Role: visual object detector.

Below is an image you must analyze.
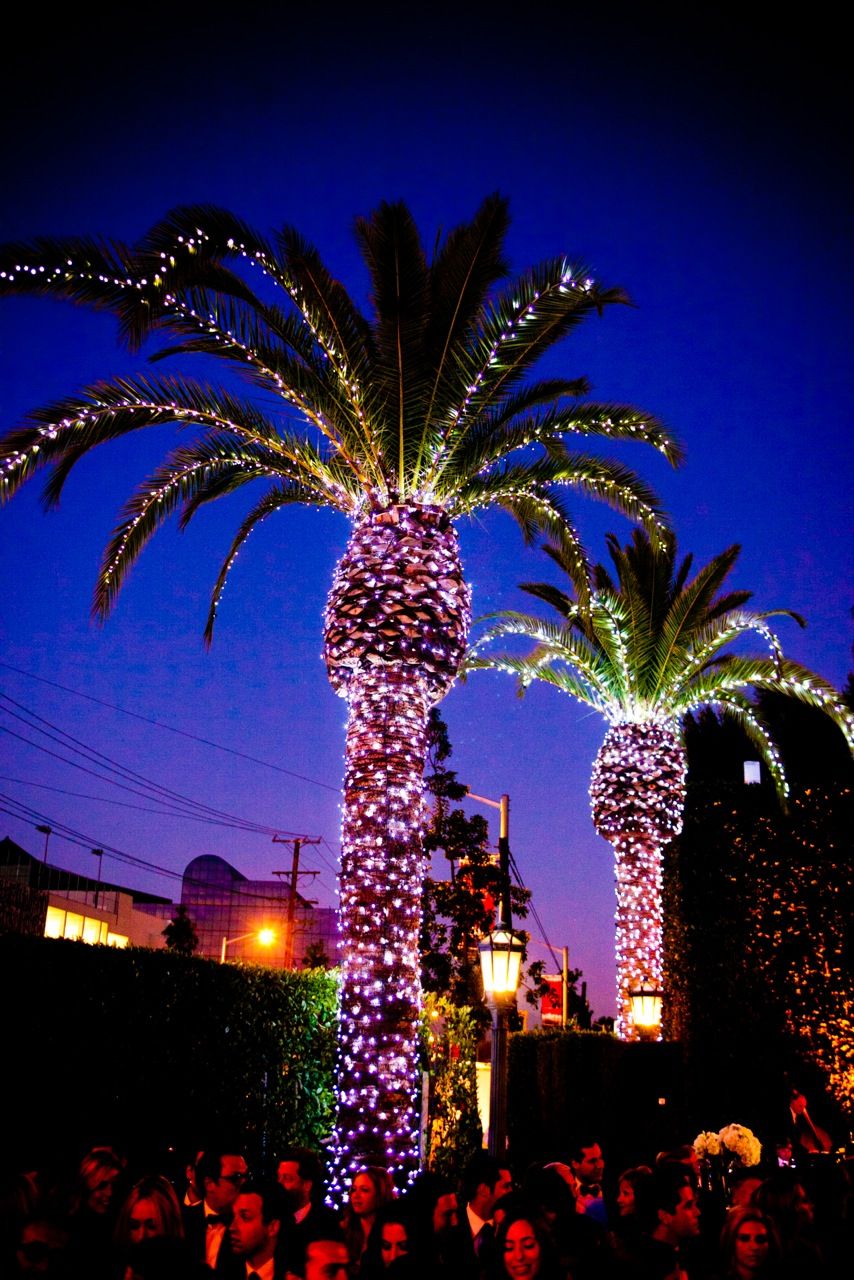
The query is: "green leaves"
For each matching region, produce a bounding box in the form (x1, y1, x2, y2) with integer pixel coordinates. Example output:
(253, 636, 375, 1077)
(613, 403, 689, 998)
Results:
(469, 529, 853, 793)
(1, 196, 682, 640)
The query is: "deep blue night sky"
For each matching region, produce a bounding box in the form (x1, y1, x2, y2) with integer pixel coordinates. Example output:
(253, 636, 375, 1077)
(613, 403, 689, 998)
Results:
(1, 8, 850, 1016)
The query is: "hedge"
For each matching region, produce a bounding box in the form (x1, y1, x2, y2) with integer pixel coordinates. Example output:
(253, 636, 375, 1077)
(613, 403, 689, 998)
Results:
(3, 933, 337, 1171)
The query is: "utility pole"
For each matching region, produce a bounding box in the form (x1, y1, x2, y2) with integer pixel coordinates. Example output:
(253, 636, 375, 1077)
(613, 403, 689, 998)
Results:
(91, 848, 104, 909)
(272, 836, 320, 968)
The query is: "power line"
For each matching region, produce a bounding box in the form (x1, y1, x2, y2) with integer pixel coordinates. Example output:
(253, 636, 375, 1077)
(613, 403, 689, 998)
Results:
(0, 693, 297, 836)
(0, 661, 341, 794)
(0, 794, 336, 910)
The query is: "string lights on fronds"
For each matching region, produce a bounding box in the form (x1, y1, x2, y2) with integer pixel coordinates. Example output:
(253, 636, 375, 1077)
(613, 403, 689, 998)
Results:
(468, 530, 853, 1039)
(1, 196, 681, 1186)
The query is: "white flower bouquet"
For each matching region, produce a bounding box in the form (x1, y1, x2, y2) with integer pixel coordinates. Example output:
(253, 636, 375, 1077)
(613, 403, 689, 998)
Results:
(693, 1130, 722, 1158)
(718, 1122, 762, 1167)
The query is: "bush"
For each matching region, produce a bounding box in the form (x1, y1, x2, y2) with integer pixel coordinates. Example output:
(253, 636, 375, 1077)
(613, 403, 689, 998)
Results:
(2, 933, 337, 1169)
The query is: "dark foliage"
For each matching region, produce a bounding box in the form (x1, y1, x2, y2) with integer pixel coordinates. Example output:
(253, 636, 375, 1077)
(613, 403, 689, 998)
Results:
(2, 934, 336, 1170)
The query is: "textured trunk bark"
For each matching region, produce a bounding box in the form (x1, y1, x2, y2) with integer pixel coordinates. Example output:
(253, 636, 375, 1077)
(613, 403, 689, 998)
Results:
(328, 665, 429, 1190)
(323, 505, 470, 1192)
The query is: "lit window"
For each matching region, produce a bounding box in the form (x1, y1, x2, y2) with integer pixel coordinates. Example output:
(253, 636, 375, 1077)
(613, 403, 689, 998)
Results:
(107, 933, 128, 948)
(45, 906, 65, 939)
(82, 917, 107, 945)
(64, 912, 84, 940)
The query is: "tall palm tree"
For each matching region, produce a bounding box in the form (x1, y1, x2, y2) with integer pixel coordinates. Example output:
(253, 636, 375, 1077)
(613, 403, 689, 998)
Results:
(0, 197, 682, 1184)
(468, 531, 853, 1039)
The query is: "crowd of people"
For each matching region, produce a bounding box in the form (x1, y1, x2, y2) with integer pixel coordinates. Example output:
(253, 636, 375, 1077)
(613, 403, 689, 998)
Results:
(2, 1130, 851, 1279)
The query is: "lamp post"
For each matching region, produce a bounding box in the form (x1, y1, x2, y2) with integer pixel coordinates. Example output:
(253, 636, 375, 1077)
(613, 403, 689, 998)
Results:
(468, 789, 525, 1158)
(628, 975, 663, 1041)
(220, 928, 276, 963)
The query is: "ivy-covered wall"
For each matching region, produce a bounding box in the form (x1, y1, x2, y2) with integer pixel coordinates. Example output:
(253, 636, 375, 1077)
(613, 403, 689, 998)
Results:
(508, 1028, 686, 1173)
(3, 934, 337, 1169)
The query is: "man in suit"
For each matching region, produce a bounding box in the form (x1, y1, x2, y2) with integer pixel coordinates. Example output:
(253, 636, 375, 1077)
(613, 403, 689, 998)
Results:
(276, 1146, 340, 1266)
(443, 1152, 510, 1278)
(229, 1179, 289, 1280)
(183, 1147, 248, 1273)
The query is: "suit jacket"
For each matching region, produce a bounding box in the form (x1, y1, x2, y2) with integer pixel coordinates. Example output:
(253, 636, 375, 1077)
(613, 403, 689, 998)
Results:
(281, 1201, 343, 1270)
(183, 1201, 241, 1276)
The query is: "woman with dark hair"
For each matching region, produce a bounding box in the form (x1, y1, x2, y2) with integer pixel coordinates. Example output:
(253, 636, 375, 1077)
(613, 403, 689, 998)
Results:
(359, 1204, 416, 1278)
(491, 1197, 561, 1280)
(754, 1172, 827, 1276)
(716, 1206, 781, 1279)
(615, 1165, 656, 1227)
(341, 1167, 395, 1273)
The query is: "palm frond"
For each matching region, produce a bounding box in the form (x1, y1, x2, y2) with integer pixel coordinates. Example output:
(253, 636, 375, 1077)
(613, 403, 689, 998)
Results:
(203, 484, 316, 645)
(0, 375, 288, 505)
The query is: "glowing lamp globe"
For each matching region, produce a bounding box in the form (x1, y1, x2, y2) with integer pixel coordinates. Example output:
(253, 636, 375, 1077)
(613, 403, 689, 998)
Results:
(479, 927, 525, 998)
(257, 928, 275, 947)
(629, 976, 663, 1039)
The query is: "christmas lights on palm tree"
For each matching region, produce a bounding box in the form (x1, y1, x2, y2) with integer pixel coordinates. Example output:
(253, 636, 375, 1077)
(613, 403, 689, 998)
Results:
(468, 531, 853, 1039)
(0, 197, 681, 1185)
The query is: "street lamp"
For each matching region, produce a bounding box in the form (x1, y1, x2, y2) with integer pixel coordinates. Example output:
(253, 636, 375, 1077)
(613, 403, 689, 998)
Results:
(628, 976, 663, 1041)
(467, 789, 525, 1158)
(220, 928, 276, 963)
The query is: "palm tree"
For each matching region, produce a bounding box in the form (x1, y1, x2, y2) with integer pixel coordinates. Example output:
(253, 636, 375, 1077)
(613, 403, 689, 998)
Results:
(0, 196, 682, 1184)
(468, 531, 853, 1039)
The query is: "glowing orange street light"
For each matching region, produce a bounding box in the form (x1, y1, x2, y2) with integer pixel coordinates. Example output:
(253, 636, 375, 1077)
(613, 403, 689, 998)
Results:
(220, 928, 276, 963)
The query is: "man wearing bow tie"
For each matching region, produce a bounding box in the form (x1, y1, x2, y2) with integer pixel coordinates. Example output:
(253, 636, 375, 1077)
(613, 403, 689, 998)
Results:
(183, 1148, 249, 1272)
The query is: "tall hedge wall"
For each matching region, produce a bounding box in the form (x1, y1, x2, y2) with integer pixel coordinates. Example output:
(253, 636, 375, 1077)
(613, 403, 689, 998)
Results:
(3, 934, 337, 1170)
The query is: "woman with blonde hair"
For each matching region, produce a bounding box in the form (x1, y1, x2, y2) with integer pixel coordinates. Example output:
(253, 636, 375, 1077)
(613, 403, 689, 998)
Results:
(114, 1175, 184, 1247)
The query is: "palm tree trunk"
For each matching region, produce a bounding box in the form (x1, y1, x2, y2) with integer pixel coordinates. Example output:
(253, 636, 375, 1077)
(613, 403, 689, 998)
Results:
(323, 504, 470, 1193)
(591, 721, 686, 1041)
(612, 832, 664, 1039)
(329, 665, 429, 1189)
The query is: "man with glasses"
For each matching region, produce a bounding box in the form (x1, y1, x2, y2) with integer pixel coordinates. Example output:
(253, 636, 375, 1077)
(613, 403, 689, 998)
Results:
(184, 1148, 248, 1272)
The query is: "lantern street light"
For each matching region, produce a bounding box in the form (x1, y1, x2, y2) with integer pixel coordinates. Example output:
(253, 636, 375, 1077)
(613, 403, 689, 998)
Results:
(628, 975, 663, 1041)
(468, 789, 525, 1158)
(220, 928, 276, 963)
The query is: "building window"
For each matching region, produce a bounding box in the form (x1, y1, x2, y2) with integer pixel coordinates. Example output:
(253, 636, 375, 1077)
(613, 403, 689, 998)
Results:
(44, 906, 119, 946)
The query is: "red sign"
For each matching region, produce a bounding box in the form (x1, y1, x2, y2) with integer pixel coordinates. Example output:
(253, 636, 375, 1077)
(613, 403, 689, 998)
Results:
(541, 974, 564, 1025)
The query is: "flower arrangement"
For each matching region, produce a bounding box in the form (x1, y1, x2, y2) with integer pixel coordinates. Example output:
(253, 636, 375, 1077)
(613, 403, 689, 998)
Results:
(693, 1130, 722, 1158)
(694, 1123, 762, 1167)
(719, 1123, 762, 1167)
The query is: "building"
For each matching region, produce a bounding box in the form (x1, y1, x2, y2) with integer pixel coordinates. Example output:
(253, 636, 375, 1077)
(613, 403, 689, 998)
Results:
(135, 854, 338, 968)
(0, 839, 338, 967)
(0, 836, 169, 949)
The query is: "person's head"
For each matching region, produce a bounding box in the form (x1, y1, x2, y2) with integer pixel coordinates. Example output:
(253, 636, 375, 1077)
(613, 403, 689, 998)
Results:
(754, 1171, 814, 1237)
(15, 1219, 69, 1277)
(348, 1168, 394, 1221)
(277, 1147, 325, 1212)
(728, 1168, 763, 1210)
(79, 1147, 124, 1216)
(655, 1145, 700, 1181)
(495, 1201, 553, 1280)
(616, 1165, 655, 1220)
(292, 1236, 349, 1280)
(228, 1180, 287, 1268)
(195, 1150, 248, 1214)
(655, 1168, 700, 1243)
(377, 1207, 411, 1268)
(719, 1206, 780, 1276)
(460, 1152, 504, 1220)
(567, 1137, 604, 1190)
(521, 1165, 575, 1226)
(404, 1170, 457, 1239)
(115, 1175, 183, 1246)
